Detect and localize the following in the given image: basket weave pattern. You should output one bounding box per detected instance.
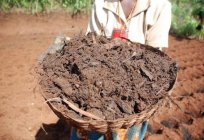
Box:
[43,92,168,133]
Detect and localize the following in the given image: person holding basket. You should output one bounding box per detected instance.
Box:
[39,0,172,139]
[69,0,172,139]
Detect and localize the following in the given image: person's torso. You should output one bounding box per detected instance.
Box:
[94,0,168,44]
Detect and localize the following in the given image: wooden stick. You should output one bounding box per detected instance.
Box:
[61,98,104,121]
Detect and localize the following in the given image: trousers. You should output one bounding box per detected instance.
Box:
[70,121,148,140]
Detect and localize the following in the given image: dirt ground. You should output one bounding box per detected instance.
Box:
[0,12,203,140]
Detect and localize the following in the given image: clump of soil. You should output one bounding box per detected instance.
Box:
[39,34,177,120]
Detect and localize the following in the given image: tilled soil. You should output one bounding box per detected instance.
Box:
[0,13,203,140]
[39,34,177,120]
[145,37,204,140]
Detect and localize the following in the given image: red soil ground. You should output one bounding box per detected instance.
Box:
[0,12,203,140]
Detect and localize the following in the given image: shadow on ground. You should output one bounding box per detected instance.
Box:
[35,119,71,140]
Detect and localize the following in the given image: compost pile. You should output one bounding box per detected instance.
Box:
[39,34,177,120]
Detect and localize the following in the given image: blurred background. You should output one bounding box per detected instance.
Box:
[0,0,203,140]
[0,0,203,38]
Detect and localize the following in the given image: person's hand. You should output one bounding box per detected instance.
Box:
[38,35,70,63]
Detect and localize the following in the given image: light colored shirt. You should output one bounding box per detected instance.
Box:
[87,0,172,48]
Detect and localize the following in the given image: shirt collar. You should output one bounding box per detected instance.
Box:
[103,0,150,24]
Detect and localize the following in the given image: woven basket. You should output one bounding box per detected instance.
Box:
[42,81,176,134]
[40,44,178,134]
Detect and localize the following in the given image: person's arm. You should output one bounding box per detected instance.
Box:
[86,0,107,36]
[145,0,172,48]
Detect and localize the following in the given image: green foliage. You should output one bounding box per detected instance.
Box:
[60,0,92,14]
[0,0,92,14]
[0,0,58,13]
[171,0,204,39]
